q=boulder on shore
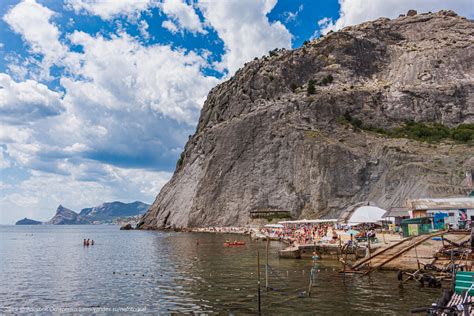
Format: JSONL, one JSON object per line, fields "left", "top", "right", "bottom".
{"left": 120, "top": 223, "right": 133, "bottom": 230}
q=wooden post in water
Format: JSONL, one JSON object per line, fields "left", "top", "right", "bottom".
{"left": 338, "top": 237, "right": 342, "bottom": 260}
{"left": 308, "top": 273, "right": 313, "bottom": 297}
{"left": 265, "top": 237, "right": 269, "bottom": 291}
{"left": 367, "top": 232, "right": 371, "bottom": 258}
{"left": 413, "top": 238, "right": 421, "bottom": 271}
{"left": 257, "top": 250, "right": 261, "bottom": 315}
{"left": 344, "top": 245, "right": 349, "bottom": 273}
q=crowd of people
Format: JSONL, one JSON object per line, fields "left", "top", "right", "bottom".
{"left": 263, "top": 223, "right": 339, "bottom": 245}
{"left": 263, "top": 223, "right": 380, "bottom": 247}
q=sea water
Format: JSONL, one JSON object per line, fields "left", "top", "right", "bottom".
{"left": 0, "top": 225, "right": 441, "bottom": 314}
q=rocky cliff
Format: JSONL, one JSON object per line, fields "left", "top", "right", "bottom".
{"left": 46, "top": 201, "right": 150, "bottom": 224}
{"left": 47, "top": 205, "right": 90, "bottom": 225}
{"left": 79, "top": 201, "right": 149, "bottom": 222}
{"left": 138, "top": 10, "right": 474, "bottom": 230}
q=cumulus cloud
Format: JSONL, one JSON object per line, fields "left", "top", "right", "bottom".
{"left": 0, "top": 147, "right": 11, "bottom": 169}
{"left": 160, "top": 0, "right": 206, "bottom": 34}
{"left": 138, "top": 20, "right": 150, "bottom": 39}
{"left": 199, "top": 0, "right": 292, "bottom": 74}
{"left": 1, "top": 30, "right": 218, "bottom": 175}
{"left": 319, "top": 0, "right": 474, "bottom": 34}
{"left": 64, "top": 30, "right": 218, "bottom": 123}
{"left": 0, "top": 73, "right": 64, "bottom": 124}
{"left": 162, "top": 20, "right": 179, "bottom": 33}
{"left": 65, "top": 0, "right": 156, "bottom": 20}
{"left": 283, "top": 4, "right": 304, "bottom": 23}
{"left": 3, "top": 0, "right": 68, "bottom": 78}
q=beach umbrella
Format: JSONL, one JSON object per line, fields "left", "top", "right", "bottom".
{"left": 343, "top": 229, "right": 359, "bottom": 235}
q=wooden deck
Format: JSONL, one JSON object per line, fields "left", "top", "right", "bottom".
{"left": 350, "top": 230, "right": 447, "bottom": 273}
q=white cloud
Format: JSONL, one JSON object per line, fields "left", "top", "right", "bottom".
{"left": 162, "top": 20, "right": 179, "bottom": 34}
{"left": 199, "top": 0, "right": 292, "bottom": 74}
{"left": 319, "top": 0, "right": 474, "bottom": 34}
{"left": 65, "top": 0, "right": 156, "bottom": 20}
{"left": 160, "top": 0, "right": 206, "bottom": 34}
{"left": 0, "top": 147, "right": 11, "bottom": 169}
{"left": 0, "top": 73, "right": 64, "bottom": 124}
{"left": 0, "top": 126, "right": 31, "bottom": 144}
{"left": 283, "top": 4, "right": 303, "bottom": 23}
{"left": 3, "top": 0, "right": 67, "bottom": 78}
{"left": 0, "top": 2, "right": 221, "bottom": 203}
{"left": 138, "top": 20, "right": 150, "bottom": 39}
{"left": 64, "top": 30, "right": 218, "bottom": 123}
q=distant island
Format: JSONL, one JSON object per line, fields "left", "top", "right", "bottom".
{"left": 15, "top": 218, "right": 42, "bottom": 225}
{"left": 15, "top": 201, "right": 150, "bottom": 225}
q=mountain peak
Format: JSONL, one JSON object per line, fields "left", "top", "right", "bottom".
{"left": 138, "top": 11, "right": 474, "bottom": 230}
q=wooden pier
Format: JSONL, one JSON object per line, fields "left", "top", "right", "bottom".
{"left": 348, "top": 230, "right": 447, "bottom": 274}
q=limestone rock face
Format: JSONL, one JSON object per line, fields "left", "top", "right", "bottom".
{"left": 138, "top": 11, "right": 474, "bottom": 229}
{"left": 79, "top": 201, "right": 150, "bottom": 222}
{"left": 47, "top": 205, "right": 90, "bottom": 225}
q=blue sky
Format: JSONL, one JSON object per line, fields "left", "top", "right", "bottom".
{"left": 0, "top": 0, "right": 472, "bottom": 224}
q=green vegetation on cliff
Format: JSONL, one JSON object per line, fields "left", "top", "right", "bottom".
{"left": 340, "top": 114, "right": 474, "bottom": 143}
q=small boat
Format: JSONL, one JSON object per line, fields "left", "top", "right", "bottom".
{"left": 278, "top": 246, "right": 301, "bottom": 259}
{"left": 224, "top": 241, "right": 246, "bottom": 246}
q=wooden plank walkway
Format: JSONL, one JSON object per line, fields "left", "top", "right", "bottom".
{"left": 350, "top": 236, "right": 414, "bottom": 270}
{"left": 350, "top": 230, "right": 447, "bottom": 273}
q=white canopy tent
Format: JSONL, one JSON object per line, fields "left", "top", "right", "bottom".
{"left": 264, "top": 224, "right": 284, "bottom": 228}
{"left": 347, "top": 206, "right": 387, "bottom": 225}
{"left": 279, "top": 219, "right": 338, "bottom": 225}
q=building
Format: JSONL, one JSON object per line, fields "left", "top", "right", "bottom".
{"left": 406, "top": 197, "right": 474, "bottom": 229}
{"left": 382, "top": 207, "right": 410, "bottom": 226}
{"left": 400, "top": 217, "right": 433, "bottom": 237}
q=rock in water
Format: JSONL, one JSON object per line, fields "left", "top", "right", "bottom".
{"left": 138, "top": 11, "right": 474, "bottom": 230}
{"left": 120, "top": 223, "right": 133, "bottom": 230}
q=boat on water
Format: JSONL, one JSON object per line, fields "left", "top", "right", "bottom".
{"left": 224, "top": 241, "right": 246, "bottom": 246}
{"left": 279, "top": 246, "right": 301, "bottom": 259}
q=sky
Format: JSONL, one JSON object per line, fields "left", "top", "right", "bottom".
{"left": 0, "top": 0, "right": 473, "bottom": 224}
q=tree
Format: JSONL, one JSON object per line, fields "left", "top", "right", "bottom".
{"left": 307, "top": 80, "right": 316, "bottom": 95}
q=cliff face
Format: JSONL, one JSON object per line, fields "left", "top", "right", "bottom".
{"left": 138, "top": 10, "right": 474, "bottom": 230}
{"left": 79, "top": 201, "right": 149, "bottom": 221}
{"left": 47, "top": 205, "right": 90, "bottom": 225}
{"left": 45, "top": 201, "right": 150, "bottom": 224}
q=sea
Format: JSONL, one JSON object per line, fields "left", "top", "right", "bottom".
{"left": 0, "top": 225, "right": 442, "bottom": 314}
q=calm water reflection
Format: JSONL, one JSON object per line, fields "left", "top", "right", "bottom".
{"left": 0, "top": 225, "right": 441, "bottom": 314}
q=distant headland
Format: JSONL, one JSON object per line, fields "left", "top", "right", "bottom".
{"left": 15, "top": 201, "right": 150, "bottom": 225}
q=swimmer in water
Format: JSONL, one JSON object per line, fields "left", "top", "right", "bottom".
{"left": 91, "top": 240, "right": 94, "bottom": 246}
{"left": 83, "top": 239, "right": 87, "bottom": 246}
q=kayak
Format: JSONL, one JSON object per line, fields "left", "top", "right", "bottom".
{"left": 224, "top": 241, "right": 246, "bottom": 246}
